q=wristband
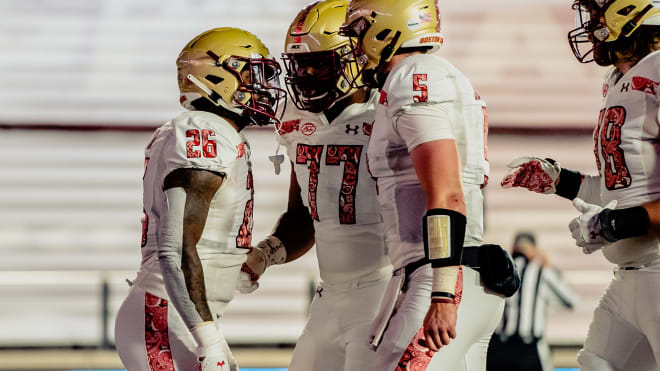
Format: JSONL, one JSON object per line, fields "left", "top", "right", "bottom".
{"left": 599, "top": 206, "right": 650, "bottom": 242}
{"left": 554, "top": 165, "right": 583, "bottom": 200}
{"left": 254, "top": 235, "right": 287, "bottom": 268}
{"left": 431, "top": 266, "right": 459, "bottom": 299}
{"left": 190, "top": 321, "right": 221, "bottom": 348}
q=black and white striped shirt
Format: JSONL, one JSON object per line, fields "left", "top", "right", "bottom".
{"left": 495, "top": 253, "right": 577, "bottom": 343}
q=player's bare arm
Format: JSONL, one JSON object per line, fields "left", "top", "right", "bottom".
{"left": 273, "top": 165, "right": 315, "bottom": 262}
{"left": 164, "top": 167, "right": 224, "bottom": 322}
{"left": 238, "top": 165, "right": 314, "bottom": 293}
{"left": 410, "top": 139, "right": 465, "bottom": 351}
{"left": 642, "top": 198, "right": 660, "bottom": 234}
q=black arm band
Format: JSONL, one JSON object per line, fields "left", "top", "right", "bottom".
{"left": 599, "top": 206, "right": 650, "bottom": 242}
{"left": 555, "top": 167, "right": 583, "bottom": 200}
{"left": 423, "top": 208, "right": 467, "bottom": 268}
{"left": 431, "top": 291, "right": 455, "bottom": 299}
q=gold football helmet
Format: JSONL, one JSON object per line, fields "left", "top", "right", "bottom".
{"left": 282, "top": 0, "right": 362, "bottom": 113}
{"left": 340, "top": 0, "right": 444, "bottom": 87}
{"left": 569, "top": 0, "right": 660, "bottom": 64}
{"left": 177, "top": 27, "right": 286, "bottom": 126}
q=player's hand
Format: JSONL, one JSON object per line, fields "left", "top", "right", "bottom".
{"left": 236, "top": 248, "right": 266, "bottom": 294}
{"left": 422, "top": 301, "right": 457, "bottom": 352}
{"left": 197, "top": 343, "right": 229, "bottom": 371}
{"left": 501, "top": 156, "right": 561, "bottom": 194}
{"left": 569, "top": 198, "right": 617, "bottom": 254}
{"left": 191, "top": 322, "right": 230, "bottom": 370}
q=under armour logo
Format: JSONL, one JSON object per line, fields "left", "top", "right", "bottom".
{"left": 345, "top": 124, "right": 359, "bottom": 135}
{"left": 621, "top": 82, "right": 630, "bottom": 92}
{"left": 316, "top": 287, "right": 324, "bottom": 297}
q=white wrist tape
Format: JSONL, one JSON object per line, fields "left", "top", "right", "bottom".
{"left": 431, "top": 266, "right": 459, "bottom": 299}
{"left": 253, "top": 235, "right": 287, "bottom": 271}
{"left": 190, "top": 321, "right": 222, "bottom": 348}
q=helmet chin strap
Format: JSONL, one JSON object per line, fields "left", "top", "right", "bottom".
{"left": 364, "top": 31, "right": 402, "bottom": 89}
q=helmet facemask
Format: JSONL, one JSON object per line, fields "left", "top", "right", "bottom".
{"left": 568, "top": 1, "right": 605, "bottom": 63}
{"left": 282, "top": 45, "right": 361, "bottom": 113}
{"left": 223, "top": 53, "right": 287, "bottom": 126}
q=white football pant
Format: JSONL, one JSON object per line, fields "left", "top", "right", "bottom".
{"left": 114, "top": 282, "right": 237, "bottom": 371}
{"left": 374, "top": 265, "right": 504, "bottom": 371}
{"left": 288, "top": 267, "right": 390, "bottom": 371}
{"left": 578, "top": 259, "right": 660, "bottom": 371}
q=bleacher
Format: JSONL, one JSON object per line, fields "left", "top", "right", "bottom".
{"left": 0, "top": 0, "right": 614, "bottom": 355}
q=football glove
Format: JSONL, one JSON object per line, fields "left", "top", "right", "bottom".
{"left": 501, "top": 156, "right": 561, "bottom": 194}
{"left": 236, "top": 236, "right": 287, "bottom": 294}
{"left": 191, "top": 322, "right": 230, "bottom": 371}
{"left": 569, "top": 198, "right": 618, "bottom": 254}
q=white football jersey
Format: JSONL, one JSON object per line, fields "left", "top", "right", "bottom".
{"left": 276, "top": 91, "right": 390, "bottom": 284}
{"left": 594, "top": 50, "right": 660, "bottom": 265}
{"left": 140, "top": 110, "right": 252, "bottom": 292}
{"left": 367, "top": 54, "right": 489, "bottom": 270}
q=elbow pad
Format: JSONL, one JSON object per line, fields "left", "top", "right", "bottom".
{"left": 423, "top": 208, "right": 466, "bottom": 268}
{"left": 423, "top": 208, "right": 466, "bottom": 300}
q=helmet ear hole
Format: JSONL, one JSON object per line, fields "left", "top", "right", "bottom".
{"left": 618, "top": 5, "right": 636, "bottom": 16}
{"left": 375, "top": 29, "right": 391, "bottom": 41}
{"left": 205, "top": 75, "right": 224, "bottom": 84}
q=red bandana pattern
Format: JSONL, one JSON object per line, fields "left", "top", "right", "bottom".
{"left": 396, "top": 326, "right": 436, "bottom": 371}
{"left": 145, "top": 292, "right": 176, "bottom": 371}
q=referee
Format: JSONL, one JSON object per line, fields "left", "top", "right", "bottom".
{"left": 487, "top": 232, "right": 578, "bottom": 371}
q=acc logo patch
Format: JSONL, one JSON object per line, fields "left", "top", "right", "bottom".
{"left": 301, "top": 122, "right": 317, "bottom": 136}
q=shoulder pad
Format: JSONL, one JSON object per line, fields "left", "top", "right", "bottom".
{"left": 163, "top": 111, "right": 243, "bottom": 176}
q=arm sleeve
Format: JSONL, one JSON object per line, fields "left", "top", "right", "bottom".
{"left": 576, "top": 174, "right": 602, "bottom": 205}
{"left": 394, "top": 103, "right": 456, "bottom": 152}
{"left": 158, "top": 187, "right": 204, "bottom": 329}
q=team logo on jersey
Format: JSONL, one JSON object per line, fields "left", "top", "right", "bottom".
{"left": 362, "top": 121, "right": 373, "bottom": 136}
{"left": 276, "top": 119, "right": 301, "bottom": 135}
{"left": 236, "top": 142, "right": 246, "bottom": 159}
{"left": 379, "top": 90, "right": 389, "bottom": 106}
{"left": 300, "top": 122, "right": 317, "bottom": 136}
{"left": 602, "top": 83, "right": 609, "bottom": 97}
{"left": 632, "top": 76, "right": 659, "bottom": 96}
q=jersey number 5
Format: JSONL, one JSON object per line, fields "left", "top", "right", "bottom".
{"left": 296, "top": 144, "right": 363, "bottom": 224}
{"left": 413, "top": 74, "right": 428, "bottom": 103}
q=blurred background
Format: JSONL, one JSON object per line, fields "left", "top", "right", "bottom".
{"left": 0, "top": 0, "right": 611, "bottom": 369}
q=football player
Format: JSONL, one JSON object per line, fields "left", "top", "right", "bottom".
{"left": 236, "top": 1, "right": 391, "bottom": 370}
{"left": 339, "top": 1, "right": 506, "bottom": 370}
{"left": 501, "top": 1, "right": 660, "bottom": 369}
{"left": 114, "top": 28, "right": 286, "bottom": 371}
